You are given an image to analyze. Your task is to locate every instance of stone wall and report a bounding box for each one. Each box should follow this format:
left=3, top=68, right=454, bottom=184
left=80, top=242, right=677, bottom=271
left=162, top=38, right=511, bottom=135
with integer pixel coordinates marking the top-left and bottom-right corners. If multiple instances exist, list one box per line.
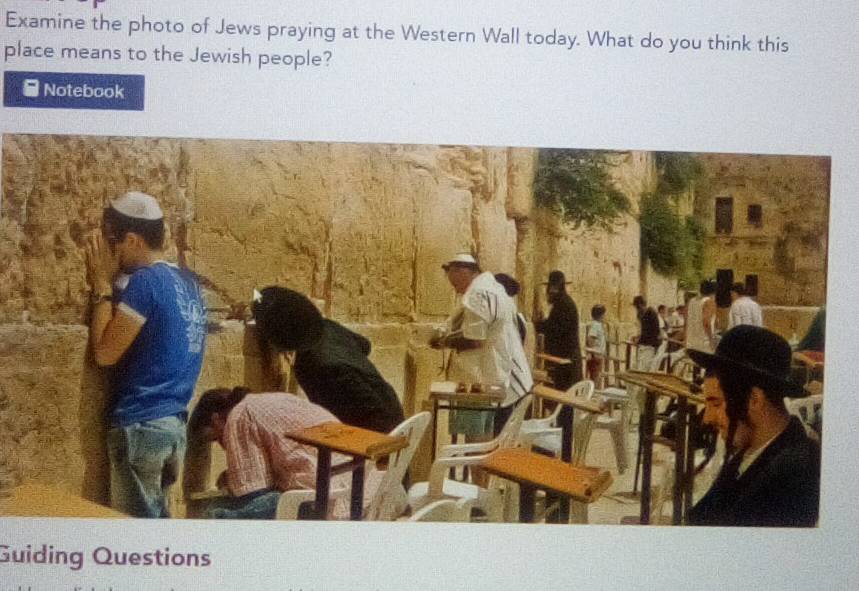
left=1, top=136, right=185, bottom=324
left=0, top=135, right=541, bottom=501
left=529, top=151, right=674, bottom=333
left=0, top=135, right=672, bottom=504
left=695, top=153, right=830, bottom=307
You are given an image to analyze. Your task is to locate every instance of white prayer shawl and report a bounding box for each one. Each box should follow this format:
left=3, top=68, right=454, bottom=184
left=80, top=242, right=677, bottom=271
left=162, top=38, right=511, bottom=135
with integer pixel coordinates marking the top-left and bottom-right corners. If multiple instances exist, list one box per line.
left=447, top=272, right=533, bottom=406
left=686, top=295, right=715, bottom=353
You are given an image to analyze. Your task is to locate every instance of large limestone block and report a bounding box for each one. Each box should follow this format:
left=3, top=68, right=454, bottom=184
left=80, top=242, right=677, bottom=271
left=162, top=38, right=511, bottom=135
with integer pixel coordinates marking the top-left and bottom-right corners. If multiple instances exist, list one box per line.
left=696, top=154, right=829, bottom=307
left=0, top=324, right=109, bottom=503
left=326, top=144, right=418, bottom=321
left=183, top=140, right=334, bottom=308
left=1, top=135, right=184, bottom=324
left=506, top=148, right=537, bottom=220
left=761, top=306, right=820, bottom=342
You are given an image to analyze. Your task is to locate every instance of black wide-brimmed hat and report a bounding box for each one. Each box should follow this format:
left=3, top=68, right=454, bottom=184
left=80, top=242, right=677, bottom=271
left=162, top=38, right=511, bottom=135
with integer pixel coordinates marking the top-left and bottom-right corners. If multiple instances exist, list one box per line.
left=251, top=286, right=324, bottom=351
left=542, top=270, right=572, bottom=286
left=687, top=325, right=807, bottom=397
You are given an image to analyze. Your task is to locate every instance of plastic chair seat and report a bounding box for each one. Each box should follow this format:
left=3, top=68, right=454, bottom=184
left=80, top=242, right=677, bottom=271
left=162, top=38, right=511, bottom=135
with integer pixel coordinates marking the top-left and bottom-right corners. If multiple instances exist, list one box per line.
left=593, top=386, right=633, bottom=473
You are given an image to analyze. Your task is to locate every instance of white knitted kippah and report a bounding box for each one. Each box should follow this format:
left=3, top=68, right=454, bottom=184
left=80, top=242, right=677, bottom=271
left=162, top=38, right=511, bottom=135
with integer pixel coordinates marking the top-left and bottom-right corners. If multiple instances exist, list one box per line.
left=110, top=191, right=163, bottom=221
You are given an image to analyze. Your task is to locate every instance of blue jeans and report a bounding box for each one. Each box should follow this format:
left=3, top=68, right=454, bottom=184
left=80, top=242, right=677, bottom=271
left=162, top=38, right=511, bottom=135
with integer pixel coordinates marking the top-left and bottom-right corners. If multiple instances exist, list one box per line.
left=202, top=489, right=283, bottom=520
left=107, top=415, right=186, bottom=518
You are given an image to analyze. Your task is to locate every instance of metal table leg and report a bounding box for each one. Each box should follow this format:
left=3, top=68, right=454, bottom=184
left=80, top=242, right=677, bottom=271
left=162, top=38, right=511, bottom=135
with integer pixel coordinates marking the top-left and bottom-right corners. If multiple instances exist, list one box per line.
left=684, top=410, right=698, bottom=521
left=558, top=406, right=574, bottom=522
left=350, top=459, right=365, bottom=521
left=640, top=390, right=656, bottom=525
left=672, top=396, right=688, bottom=525
left=431, top=399, right=439, bottom=461
left=519, top=485, right=536, bottom=523
left=313, top=448, right=332, bottom=520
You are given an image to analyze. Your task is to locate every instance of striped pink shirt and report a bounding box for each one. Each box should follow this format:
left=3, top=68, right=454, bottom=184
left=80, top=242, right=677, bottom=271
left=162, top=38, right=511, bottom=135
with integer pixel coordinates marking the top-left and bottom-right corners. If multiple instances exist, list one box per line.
left=222, top=392, right=382, bottom=519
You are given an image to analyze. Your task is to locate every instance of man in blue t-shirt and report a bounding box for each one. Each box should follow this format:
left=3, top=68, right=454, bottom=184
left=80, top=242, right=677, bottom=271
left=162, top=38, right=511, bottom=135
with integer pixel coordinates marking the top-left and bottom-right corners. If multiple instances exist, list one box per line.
left=85, top=192, right=207, bottom=517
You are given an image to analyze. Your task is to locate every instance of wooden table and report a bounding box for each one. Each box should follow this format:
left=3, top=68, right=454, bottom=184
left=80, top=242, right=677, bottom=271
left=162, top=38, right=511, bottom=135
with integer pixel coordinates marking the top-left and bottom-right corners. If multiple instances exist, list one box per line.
left=533, top=353, right=572, bottom=386
left=619, top=370, right=704, bottom=525
left=793, top=351, right=824, bottom=371
left=286, top=422, right=408, bottom=520
left=531, top=383, right=604, bottom=521
left=428, top=381, right=506, bottom=461
left=0, top=483, right=126, bottom=518
left=479, top=448, right=612, bottom=523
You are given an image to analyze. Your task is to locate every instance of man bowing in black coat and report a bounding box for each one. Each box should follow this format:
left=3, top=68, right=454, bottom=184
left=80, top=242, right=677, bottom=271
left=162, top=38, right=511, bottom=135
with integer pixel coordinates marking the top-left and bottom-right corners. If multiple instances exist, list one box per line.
left=687, top=325, right=820, bottom=527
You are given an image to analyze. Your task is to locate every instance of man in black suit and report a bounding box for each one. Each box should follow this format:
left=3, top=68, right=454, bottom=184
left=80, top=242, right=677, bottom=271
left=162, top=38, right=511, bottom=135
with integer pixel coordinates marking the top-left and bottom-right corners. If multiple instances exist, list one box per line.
left=687, top=325, right=820, bottom=527
left=535, top=270, right=583, bottom=391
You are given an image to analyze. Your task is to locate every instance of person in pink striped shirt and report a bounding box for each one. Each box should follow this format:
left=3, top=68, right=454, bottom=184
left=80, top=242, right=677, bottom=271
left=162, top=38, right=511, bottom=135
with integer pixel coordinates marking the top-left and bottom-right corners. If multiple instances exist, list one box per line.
left=189, top=387, right=358, bottom=519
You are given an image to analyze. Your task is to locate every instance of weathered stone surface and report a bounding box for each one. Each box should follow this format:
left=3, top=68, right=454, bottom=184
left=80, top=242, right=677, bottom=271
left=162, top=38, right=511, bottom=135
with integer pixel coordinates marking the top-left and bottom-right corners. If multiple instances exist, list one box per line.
left=0, top=324, right=108, bottom=501
left=530, top=151, right=663, bottom=329
left=1, top=135, right=184, bottom=324
left=761, top=306, right=820, bottom=343
left=2, top=136, right=827, bottom=509
left=696, top=154, right=829, bottom=307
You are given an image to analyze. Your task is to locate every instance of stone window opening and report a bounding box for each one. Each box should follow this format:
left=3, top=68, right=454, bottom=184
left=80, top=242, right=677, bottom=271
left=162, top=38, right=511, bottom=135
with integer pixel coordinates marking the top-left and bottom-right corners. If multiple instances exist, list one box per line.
left=747, top=204, right=763, bottom=228
left=715, top=197, right=733, bottom=234
left=745, top=274, right=759, bottom=298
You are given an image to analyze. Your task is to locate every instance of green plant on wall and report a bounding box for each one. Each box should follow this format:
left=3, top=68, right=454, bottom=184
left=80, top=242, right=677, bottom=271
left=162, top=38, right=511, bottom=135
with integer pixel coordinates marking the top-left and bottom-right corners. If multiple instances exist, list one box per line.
left=640, top=192, right=683, bottom=275
left=677, top=215, right=706, bottom=288
left=655, top=152, right=705, bottom=196
left=534, top=149, right=631, bottom=231
left=640, top=153, right=706, bottom=287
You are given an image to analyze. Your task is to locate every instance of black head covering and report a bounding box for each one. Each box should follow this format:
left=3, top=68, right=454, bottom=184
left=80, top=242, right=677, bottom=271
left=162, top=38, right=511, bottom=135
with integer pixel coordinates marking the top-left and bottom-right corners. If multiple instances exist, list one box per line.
left=252, top=286, right=324, bottom=351
left=687, top=325, right=806, bottom=398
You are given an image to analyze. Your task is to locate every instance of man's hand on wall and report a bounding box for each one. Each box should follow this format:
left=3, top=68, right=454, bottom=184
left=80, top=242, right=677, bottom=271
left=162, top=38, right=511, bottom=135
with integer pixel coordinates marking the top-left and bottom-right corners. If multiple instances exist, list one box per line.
left=84, top=232, right=119, bottom=293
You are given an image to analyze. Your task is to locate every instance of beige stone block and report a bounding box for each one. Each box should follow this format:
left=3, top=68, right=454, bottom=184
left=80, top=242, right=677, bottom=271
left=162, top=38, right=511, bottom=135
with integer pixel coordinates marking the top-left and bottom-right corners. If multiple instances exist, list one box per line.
left=403, top=345, right=449, bottom=482
left=762, top=306, right=820, bottom=342
left=506, top=148, right=537, bottom=220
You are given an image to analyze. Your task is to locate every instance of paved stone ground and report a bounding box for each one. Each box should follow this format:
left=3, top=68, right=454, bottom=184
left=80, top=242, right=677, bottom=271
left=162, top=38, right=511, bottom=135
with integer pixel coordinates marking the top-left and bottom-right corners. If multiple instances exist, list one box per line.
left=580, top=424, right=722, bottom=526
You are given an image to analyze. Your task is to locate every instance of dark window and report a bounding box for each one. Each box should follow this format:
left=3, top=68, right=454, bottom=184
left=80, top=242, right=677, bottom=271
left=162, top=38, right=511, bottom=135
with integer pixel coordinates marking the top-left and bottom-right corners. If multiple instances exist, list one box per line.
left=716, top=269, right=734, bottom=308
left=745, top=274, right=759, bottom=297
left=747, top=204, right=763, bottom=228
left=715, top=197, right=733, bottom=234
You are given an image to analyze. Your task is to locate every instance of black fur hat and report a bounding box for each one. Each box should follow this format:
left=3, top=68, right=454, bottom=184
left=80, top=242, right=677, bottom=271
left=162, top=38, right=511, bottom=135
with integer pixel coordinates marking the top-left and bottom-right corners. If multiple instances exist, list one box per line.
left=252, top=286, right=324, bottom=351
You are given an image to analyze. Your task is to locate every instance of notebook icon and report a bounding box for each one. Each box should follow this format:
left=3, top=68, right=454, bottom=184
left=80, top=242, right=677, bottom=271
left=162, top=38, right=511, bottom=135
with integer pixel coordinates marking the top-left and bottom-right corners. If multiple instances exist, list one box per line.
left=22, top=79, right=40, bottom=98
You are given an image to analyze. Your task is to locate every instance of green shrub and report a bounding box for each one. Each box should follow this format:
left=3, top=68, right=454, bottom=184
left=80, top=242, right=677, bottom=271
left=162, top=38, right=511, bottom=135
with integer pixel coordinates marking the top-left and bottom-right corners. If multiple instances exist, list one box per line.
left=534, top=149, right=631, bottom=231
left=655, top=152, right=704, bottom=196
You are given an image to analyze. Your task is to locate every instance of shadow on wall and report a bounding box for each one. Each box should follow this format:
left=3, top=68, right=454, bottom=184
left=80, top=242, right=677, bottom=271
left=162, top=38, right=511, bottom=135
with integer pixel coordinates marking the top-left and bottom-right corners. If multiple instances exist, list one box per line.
left=77, top=351, right=110, bottom=505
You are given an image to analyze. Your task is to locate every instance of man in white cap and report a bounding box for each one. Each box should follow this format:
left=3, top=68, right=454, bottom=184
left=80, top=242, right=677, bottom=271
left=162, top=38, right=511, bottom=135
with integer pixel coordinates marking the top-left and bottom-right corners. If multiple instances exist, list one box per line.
left=84, top=191, right=207, bottom=518
left=431, top=253, right=533, bottom=442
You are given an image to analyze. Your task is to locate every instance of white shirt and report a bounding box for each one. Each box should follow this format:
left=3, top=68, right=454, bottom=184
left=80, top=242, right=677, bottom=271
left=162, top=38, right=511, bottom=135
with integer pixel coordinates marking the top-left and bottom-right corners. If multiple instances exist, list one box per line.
left=738, top=430, right=782, bottom=476
left=685, top=295, right=714, bottom=353
left=447, top=272, right=533, bottom=406
left=585, top=320, right=607, bottom=356
left=728, top=296, right=764, bottom=329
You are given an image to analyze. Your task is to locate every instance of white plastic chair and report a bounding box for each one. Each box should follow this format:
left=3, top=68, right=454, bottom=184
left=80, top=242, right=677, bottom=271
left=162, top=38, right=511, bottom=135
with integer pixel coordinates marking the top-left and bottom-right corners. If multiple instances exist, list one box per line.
left=275, top=486, right=350, bottom=520
left=786, top=395, right=822, bottom=425
left=276, top=412, right=431, bottom=521
left=518, top=380, right=597, bottom=465
left=596, top=350, right=672, bottom=474
left=364, top=411, right=432, bottom=521
left=786, top=395, right=823, bottom=440
left=406, top=394, right=533, bottom=522
left=406, top=498, right=473, bottom=522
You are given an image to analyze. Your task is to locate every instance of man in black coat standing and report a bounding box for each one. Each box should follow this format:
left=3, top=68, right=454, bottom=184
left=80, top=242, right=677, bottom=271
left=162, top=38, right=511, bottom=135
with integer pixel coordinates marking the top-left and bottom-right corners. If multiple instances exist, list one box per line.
left=687, top=325, right=820, bottom=527
left=535, top=270, right=583, bottom=391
